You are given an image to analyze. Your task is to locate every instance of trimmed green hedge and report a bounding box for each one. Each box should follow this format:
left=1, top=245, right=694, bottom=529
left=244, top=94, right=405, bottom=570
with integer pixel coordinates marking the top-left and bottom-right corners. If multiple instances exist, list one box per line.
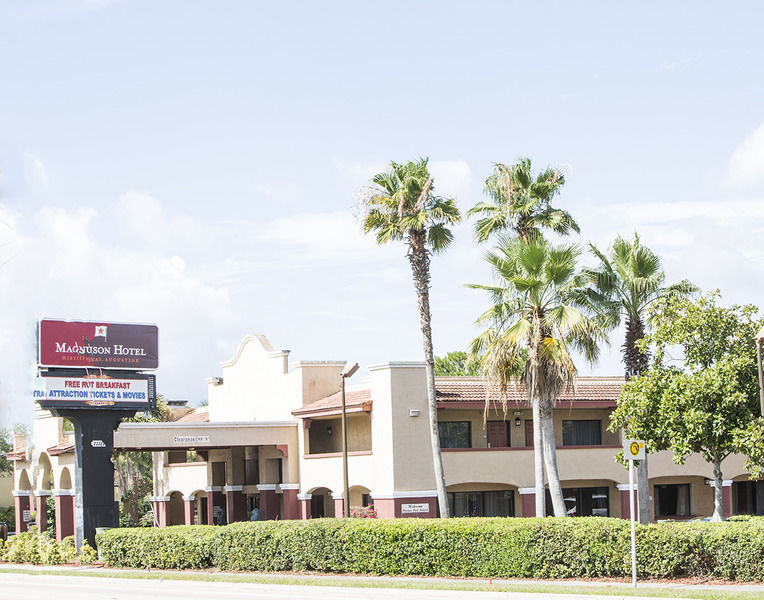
left=96, top=517, right=764, bottom=581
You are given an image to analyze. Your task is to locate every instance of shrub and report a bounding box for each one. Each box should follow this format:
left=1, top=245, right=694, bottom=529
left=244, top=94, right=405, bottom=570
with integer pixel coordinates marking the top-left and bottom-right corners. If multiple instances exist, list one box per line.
left=0, top=530, right=95, bottom=565
left=95, top=516, right=764, bottom=581
left=350, top=506, right=377, bottom=518
left=97, top=525, right=217, bottom=569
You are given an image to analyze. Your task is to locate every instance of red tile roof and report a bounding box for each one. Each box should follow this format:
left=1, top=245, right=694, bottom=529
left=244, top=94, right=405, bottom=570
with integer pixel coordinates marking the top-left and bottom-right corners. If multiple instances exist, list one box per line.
left=5, top=449, right=26, bottom=461
left=47, top=441, right=75, bottom=456
left=176, top=409, right=210, bottom=423
left=292, top=389, right=372, bottom=418
left=435, top=376, right=624, bottom=407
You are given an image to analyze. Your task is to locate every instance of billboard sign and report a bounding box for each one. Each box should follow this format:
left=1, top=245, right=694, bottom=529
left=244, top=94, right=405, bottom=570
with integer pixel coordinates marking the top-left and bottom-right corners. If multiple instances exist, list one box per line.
left=39, top=319, right=158, bottom=370
left=34, top=374, right=155, bottom=410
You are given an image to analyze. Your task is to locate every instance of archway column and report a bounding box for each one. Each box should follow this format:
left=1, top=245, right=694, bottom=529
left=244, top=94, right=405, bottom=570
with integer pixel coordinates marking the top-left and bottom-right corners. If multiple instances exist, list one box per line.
left=53, top=489, right=75, bottom=542
left=150, top=496, right=170, bottom=527
left=35, top=490, right=52, bottom=532
left=280, top=484, right=300, bottom=520
left=332, top=492, right=344, bottom=518
left=12, top=491, right=31, bottom=533
left=224, top=485, right=247, bottom=523
left=183, top=496, right=196, bottom=525
left=617, top=483, right=639, bottom=521
left=297, top=493, right=311, bottom=520
left=205, top=486, right=225, bottom=525
left=518, top=488, right=536, bottom=517
left=257, top=484, right=279, bottom=520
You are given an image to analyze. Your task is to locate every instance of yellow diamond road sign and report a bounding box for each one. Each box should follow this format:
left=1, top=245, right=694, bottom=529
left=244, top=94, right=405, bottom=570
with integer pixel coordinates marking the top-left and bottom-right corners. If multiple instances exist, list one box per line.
left=624, top=439, right=645, bottom=461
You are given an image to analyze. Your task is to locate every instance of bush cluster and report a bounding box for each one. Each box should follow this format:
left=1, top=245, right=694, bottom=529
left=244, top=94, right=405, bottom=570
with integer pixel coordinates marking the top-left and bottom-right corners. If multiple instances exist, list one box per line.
left=0, top=529, right=96, bottom=565
left=96, top=516, right=764, bottom=581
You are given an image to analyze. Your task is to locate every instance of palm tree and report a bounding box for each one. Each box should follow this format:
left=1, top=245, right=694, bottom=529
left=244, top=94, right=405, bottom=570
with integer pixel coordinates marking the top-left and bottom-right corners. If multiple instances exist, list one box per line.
left=469, top=236, right=607, bottom=516
left=362, top=158, right=461, bottom=518
left=468, top=158, right=579, bottom=243
left=585, top=233, right=697, bottom=522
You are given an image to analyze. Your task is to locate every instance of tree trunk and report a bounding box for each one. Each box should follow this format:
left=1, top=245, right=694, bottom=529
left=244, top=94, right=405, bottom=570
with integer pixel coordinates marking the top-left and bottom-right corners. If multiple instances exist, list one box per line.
left=540, top=407, right=567, bottom=516
left=408, top=237, right=450, bottom=518
left=532, top=401, right=545, bottom=517
left=712, top=457, right=724, bottom=522
left=624, top=316, right=651, bottom=524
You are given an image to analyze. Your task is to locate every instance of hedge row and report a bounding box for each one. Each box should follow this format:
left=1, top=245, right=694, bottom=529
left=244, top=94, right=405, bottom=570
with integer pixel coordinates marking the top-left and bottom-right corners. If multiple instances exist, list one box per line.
left=96, top=517, right=764, bottom=581
left=0, top=530, right=97, bottom=565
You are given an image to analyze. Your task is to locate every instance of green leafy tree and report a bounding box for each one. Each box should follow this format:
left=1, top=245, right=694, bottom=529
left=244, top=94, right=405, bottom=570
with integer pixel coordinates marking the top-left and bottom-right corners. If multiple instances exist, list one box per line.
left=469, top=236, right=607, bottom=516
left=584, top=233, right=697, bottom=522
left=610, top=293, right=764, bottom=521
left=114, top=394, right=172, bottom=525
left=0, top=428, right=12, bottom=476
left=467, top=158, right=578, bottom=243
left=434, top=351, right=481, bottom=376
left=362, top=158, right=461, bottom=517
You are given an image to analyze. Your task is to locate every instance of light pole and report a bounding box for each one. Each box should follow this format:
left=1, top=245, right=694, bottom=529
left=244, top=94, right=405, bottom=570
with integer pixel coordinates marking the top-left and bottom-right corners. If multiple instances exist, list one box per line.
left=756, top=327, right=764, bottom=417
left=340, top=362, right=359, bottom=518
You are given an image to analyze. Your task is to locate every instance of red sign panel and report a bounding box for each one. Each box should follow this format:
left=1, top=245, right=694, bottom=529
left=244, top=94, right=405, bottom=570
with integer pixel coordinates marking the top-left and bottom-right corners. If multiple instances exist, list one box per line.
left=39, top=320, right=159, bottom=370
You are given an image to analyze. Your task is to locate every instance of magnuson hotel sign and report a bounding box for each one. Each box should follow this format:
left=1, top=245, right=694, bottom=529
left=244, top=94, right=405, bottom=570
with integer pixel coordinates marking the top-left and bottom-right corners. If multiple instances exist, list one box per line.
left=34, top=375, right=152, bottom=409
left=39, top=319, right=158, bottom=370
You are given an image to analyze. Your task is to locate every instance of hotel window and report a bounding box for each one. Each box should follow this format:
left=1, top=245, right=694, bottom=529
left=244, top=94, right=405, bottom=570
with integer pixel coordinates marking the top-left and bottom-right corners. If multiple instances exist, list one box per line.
left=562, top=420, right=601, bottom=446
left=438, top=421, right=471, bottom=448
left=733, top=481, right=764, bottom=515
left=655, top=484, right=691, bottom=517
left=546, top=486, right=609, bottom=517
left=448, top=490, right=514, bottom=517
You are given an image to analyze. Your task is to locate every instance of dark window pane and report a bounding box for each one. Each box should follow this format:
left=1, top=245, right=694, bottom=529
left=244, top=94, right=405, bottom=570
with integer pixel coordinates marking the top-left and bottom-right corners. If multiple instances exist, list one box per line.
left=545, top=486, right=609, bottom=517
left=733, top=481, right=764, bottom=515
left=562, top=420, right=601, bottom=446
left=655, top=484, right=691, bottom=517
left=448, top=491, right=513, bottom=517
left=438, top=421, right=471, bottom=448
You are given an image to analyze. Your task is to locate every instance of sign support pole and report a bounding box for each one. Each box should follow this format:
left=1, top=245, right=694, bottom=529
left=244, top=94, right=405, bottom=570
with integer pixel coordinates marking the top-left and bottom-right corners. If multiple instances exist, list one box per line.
left=53, top=408, right=136, bottom=550
left=628, top=458, right=637, bottom=588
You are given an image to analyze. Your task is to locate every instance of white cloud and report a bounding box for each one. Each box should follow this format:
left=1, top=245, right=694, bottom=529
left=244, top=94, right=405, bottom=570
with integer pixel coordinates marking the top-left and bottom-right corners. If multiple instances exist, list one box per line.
left=253, top=181, right=301, bottom=206
left=429, top=159, right=472, bottom=202
left=22, top=153, right=48, bottom=191
left=257, top=210, right=394, bottom=264
left=661, top=57, right=695, bottom=71
left=332, top=157, right=386, bottom=185
left=0, top=198, right=237, bottom=426
left=724, top=122, right=764, bottom=191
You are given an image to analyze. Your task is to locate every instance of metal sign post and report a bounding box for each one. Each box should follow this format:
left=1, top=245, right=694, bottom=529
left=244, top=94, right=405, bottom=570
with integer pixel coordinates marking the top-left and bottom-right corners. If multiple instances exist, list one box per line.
left=624, top=439, right=645, bottom=588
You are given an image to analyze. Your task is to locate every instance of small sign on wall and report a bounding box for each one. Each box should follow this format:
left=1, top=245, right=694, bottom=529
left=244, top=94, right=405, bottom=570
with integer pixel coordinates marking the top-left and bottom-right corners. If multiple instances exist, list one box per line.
left=22, top=510, right=30, bottom=523
left=401, top=502, right=430, bottom=514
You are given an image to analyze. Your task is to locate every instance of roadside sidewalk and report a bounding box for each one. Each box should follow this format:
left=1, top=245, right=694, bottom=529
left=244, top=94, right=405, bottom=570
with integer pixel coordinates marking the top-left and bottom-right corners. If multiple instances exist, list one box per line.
left=1, top=562, right=763, bottom=598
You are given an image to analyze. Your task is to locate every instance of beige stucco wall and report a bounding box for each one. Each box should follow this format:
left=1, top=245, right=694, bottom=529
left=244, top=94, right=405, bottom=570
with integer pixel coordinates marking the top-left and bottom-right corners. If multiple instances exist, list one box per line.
left=0, top=474, right=12, bottom=507
left=299, top=453, right=376, bottom=496
left=208, top=335, right=292, bottom=423
left=388, top=363, right=437, bottom=493
left=306, top=414, right=371, bottom=454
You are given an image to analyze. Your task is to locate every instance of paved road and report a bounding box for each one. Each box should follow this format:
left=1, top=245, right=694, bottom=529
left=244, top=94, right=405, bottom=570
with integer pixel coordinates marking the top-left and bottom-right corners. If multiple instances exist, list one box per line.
left=0, top=572, right=685, bottom=600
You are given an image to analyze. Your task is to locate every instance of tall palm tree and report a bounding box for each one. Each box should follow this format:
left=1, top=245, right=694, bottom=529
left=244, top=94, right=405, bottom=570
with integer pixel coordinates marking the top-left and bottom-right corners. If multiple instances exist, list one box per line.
left=362, top=158, right=461, bottom=518
left=469, top=236, right=607, bottom=516
left=585, top=233, right=697, bottom=523
left=468, top=158, right=579, bottom=243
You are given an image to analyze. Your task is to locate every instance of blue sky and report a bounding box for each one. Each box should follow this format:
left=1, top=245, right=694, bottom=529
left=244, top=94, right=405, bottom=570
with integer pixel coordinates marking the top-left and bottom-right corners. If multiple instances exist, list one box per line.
left=1, top=1, right=763, bottom=425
